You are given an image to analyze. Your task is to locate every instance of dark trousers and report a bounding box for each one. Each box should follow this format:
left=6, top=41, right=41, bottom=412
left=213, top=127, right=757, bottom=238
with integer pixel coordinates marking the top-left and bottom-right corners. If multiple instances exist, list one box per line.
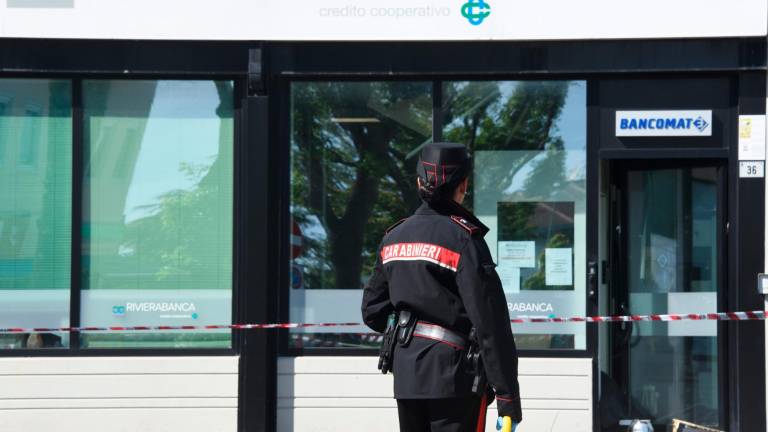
left=397, top=396, right=485, bottom=432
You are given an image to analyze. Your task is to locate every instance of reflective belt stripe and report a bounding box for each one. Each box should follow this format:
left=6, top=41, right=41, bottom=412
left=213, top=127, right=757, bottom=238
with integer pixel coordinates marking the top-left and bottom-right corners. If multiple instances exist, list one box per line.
left=413, top=321, right=467, bottom=349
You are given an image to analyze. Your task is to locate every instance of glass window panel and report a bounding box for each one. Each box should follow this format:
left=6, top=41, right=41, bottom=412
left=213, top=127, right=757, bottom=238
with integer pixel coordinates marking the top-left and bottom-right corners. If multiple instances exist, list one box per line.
left=289, top=81, right=432, bottom=349
left=81, top=80, right=234, bottom=349
left=0, top=79, right=71, bottom=349
left=443, top=81, right=587, bottom=350
left=289, top=80, right=585, bottom=351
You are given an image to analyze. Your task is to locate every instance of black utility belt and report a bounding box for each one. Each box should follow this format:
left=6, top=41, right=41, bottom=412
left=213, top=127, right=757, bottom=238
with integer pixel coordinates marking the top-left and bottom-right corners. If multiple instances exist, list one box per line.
left=396, top=311, right=468, bottom=350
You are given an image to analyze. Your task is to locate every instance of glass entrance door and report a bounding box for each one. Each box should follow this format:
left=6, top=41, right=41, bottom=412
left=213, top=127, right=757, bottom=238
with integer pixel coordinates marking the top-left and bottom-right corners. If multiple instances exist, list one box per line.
left=601, top=161, right=725, bottom=431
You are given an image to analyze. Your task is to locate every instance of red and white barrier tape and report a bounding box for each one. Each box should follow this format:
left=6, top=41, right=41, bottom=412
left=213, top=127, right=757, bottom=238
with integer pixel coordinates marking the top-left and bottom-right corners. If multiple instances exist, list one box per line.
left=1, top=311, right=766, bottom=333
left=508, top=310, right=766, bottom=324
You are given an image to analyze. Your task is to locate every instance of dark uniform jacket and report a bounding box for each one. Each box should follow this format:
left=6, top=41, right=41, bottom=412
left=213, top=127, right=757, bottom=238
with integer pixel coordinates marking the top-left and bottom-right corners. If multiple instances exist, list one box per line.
left=361, top=201, right=523, bottom=422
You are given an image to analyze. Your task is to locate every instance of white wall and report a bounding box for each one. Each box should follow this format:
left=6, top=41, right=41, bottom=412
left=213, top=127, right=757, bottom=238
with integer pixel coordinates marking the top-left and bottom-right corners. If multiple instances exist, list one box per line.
left=277, top=356, right=592, bottom=432
left=0, top=356, right=239, bottom=432
left=0, top=353, right=592, bottom=431
left=0, top=0, right=765, bottom=41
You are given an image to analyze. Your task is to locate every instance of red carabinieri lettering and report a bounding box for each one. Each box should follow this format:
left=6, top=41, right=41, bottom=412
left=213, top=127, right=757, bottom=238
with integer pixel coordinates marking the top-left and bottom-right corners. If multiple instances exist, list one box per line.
left=380, top=242, right=460, bottom=272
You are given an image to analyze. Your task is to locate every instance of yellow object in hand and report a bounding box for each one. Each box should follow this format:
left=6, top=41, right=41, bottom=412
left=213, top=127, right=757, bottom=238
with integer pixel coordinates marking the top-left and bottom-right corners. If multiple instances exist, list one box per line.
left=501, top=416, right=513, bottom=432
left=496, top=416, right=518, bottom=432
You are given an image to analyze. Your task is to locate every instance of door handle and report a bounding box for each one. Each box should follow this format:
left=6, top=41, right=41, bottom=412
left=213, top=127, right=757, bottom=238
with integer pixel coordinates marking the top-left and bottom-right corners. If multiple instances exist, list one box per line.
left=588, top=261, right=598, bottom=300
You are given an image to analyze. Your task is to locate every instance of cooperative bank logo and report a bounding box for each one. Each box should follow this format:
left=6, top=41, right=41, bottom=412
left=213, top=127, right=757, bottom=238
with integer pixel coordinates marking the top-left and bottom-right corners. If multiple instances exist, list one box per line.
left=461, top=0, right=490, bottom=25
left=616, top=110, right=713, bottom=137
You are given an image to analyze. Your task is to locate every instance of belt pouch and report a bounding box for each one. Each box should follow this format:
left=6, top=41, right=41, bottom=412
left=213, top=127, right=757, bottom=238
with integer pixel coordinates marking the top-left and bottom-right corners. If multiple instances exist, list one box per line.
left=396, top=311, right=417, bottom=347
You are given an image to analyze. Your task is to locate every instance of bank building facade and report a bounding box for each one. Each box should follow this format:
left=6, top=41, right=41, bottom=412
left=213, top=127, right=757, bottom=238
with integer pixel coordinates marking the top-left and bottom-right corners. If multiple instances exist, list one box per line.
left=0, top=2, right=767, bottom=431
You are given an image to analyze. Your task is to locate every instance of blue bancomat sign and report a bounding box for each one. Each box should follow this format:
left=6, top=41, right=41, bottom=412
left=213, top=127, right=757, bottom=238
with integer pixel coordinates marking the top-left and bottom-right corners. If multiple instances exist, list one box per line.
left=616, top=110, right=712, bottom=137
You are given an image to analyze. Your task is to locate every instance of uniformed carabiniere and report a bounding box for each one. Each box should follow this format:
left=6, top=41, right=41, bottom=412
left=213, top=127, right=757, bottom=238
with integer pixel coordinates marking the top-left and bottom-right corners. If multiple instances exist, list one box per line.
left=361, top=142, right=522, bottom=432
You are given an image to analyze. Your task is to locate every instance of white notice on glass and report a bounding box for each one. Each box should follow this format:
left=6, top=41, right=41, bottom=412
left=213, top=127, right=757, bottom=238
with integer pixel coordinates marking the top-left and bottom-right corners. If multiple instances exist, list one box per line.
left=545, top=248, right=572, bottom=286
left=738, top=115, right=766, bottom=160
left=498, top=241, right=536, bottom=268
left=497, top=265, right=520, bottom=294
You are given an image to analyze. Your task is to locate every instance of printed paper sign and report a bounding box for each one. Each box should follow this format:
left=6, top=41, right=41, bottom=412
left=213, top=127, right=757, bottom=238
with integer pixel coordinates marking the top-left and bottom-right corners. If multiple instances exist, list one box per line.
left=738, top=115, right=766, bottom=160
left=545, top=248, right=572, bottom=286
left=497, top=265, right=521, bottom=294
left=498, top=241, right=536, bottom=268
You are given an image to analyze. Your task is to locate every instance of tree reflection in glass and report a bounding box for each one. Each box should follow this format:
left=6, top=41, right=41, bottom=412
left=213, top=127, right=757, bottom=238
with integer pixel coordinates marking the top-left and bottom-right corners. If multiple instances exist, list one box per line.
left=443, top=81, right=587, bottom=350
left=291, top=82, right=432, bottom=291
left=289, top=80, right=587, bottom=350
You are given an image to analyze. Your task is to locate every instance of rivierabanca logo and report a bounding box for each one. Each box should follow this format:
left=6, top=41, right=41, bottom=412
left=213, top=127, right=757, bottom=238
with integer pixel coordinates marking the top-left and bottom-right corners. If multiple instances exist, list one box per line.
left=461, top=0, right=491, bottom=25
